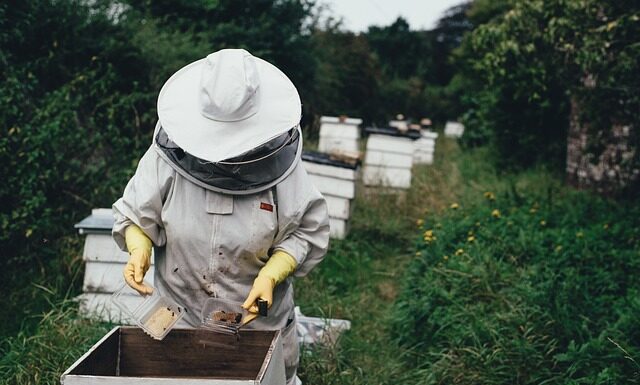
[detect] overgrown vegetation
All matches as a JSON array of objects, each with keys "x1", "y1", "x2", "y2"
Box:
[
  {"x1": 456, "y1": 0, "x2": 639, "y2": 171},
  {"x1": 0, "y1": 300, "x2": 111, "y2": 384},
  {"x1": 394, "y1": 168, "x2": 640, "y2": 383}
]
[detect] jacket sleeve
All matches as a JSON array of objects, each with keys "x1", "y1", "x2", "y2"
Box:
[
  {"x1": 272, "y1": 165, "x2": 330, "y2": 277},
  {"x1": 112, "y1": 146, "x2": 174, "y2": 251}
]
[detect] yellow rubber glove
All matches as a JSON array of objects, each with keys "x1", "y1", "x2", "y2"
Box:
[
  {"x1": 123, "y1": 224, "x2": 154, "y2": 295},
  {"x1": 242, "y1": 250, "x2": 297, "y2": 313}
]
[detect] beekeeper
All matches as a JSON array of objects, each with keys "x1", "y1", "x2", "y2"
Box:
[{"x1": 111, "y1": 48, "x2": 330, "y2": 384}]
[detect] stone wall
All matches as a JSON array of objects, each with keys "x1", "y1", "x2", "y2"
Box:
[{"x1": 566, "y1": 99, "x2": 638, "y2": 195}]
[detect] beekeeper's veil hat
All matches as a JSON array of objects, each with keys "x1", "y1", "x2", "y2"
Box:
[
  {"x1": 154, "y1": 49, "x2": 302, "y2": 194},
  {"x1": 157, "y1": 48, "x2": 301, "y2": 163}
]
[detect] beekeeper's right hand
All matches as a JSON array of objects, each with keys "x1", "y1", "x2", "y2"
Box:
[{"x1": 123, "y1": 224, "x2": 154, "y2": 295}]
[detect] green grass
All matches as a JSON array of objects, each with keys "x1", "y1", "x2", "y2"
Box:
[
  {"x1": 0, "y1": 299, "x2": 111, "y2": 384},
  {"x1": 2, "y1": 137, "x2": 638, "y2": 384}
]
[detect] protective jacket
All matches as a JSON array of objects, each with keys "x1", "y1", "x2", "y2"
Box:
[{"x1": 112, "y1": 127, "x2": 330, "y2": 380}]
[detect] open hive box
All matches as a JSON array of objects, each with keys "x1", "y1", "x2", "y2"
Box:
[{"x1": 61, "y1": 326, "x2": 285, "y2": 385}]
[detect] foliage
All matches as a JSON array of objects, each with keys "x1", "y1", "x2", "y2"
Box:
[
  {"x1": 457, "y1": 0, "x2": 639, "y2": 172},
  {"x1": 307, "y1": 28, "x2": 382, "y2": 125},
  {"x1": 394, "y1": 181, "x2": 640, "y2": 384},
  {"x1": 0, "y1": 1, "x2": 153, "y2": 337},
  {"x1": 458, "y1": 0, "x2": 570, "y2": 168},
  {"x1": 363, "y1": 9, "x2": 474, "y2": 124},
  {"x1": 550, "y1": 0, "x2": 640, "y2": 177}
]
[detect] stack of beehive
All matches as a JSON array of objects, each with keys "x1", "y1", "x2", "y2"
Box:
[
  {"x1": 363, "y1": 127, "x2": 420, "y2": 189},
  {"x1": 444, "y1": 121, "x2": 465, "y2": 138},
  {"x1": 302, "y1": 151, "x2": 358, "y2": 239},
  {"x1": 74, "y1": 208, "x2": 154, "y2": 323},
  {"x1": 318, "y1": 115, "x2": 362, "y2": 154},
  {"x1": 413, "y1": 130, "x2": 438, "y2": 165}
]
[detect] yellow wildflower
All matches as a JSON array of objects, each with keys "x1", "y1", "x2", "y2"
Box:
[
  {"x1": 540, "y1": 220, "x2": 546, "y2": 226},
  {"x1": 467, "y1": 235, "x2": 476, "y2": 242},
  {"x1": 415, "y1": 251, "x2": 422, "y2": 256},
  {"x1": 450, "y1": 203, "x2": 459, "y2": 210},
  {"x1": 443, "y1": 255, "x2": 449, "y2": 261},
  {"x1": 423, "y1": 229, "x2": 437, "y2": 244},
  {"x1": 416, "y1": 219, "x2": 424, "y2": 227},
  {"x1": 491, "y1": 209, "x2": 501, "y2": 218},
  {"x1": 484, "y1": 191, "x2": 496, "y2": 201},
  {"x1": 455, "y1": 249, "x2": 464, "y2": 256}
]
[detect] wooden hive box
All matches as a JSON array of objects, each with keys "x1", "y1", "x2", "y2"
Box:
[
  {"x1": 444, "y1": 121, "x2": 465, "y2": 138},
  {"x1": 61, "y1": 327, "x2": 286, "y2": 385},
  {"x1": 302, "y1": 151, "x2": 359, "y2": 240},
  {"x1": 363, "y1": 127, "x2": 419, "y2": 189},
  {"x1": 318, "y1": 116, "x2": 362, "y2": 154},
  {"x1": 413, "y1": 130, "x2": 438, "y2": 165},
  {"x1": 75, "y1": 209, "x2": 155, "y2": 323}
]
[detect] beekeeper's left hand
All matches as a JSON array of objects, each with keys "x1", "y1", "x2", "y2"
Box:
[{"x1": 242, "y1": 250, "x2": 297, "y2": 313}]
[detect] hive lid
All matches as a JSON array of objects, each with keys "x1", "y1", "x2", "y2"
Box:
[
  {"x1": 364, "y1": 126, "x2": 421, "y2": 140},
  {"x1": 302, "y1": 150, "x2": 359, "y2": 170},
  {"x1": 74, "y1": 208, "x2": 115, "y2": 234},
  {"x1": 320, "y1": 115, "x2": 363, "y2": 126}
]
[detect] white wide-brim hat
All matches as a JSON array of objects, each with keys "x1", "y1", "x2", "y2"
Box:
[{"x1": 157, "y1": 48, "x2": 301, "y2": 163}]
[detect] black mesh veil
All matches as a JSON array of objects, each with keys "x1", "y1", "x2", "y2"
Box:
[{"x1": 155, "y1": 125, "x2": 300, "y2": 193}]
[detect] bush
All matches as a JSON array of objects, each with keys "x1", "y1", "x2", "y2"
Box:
[
  {"x1": 458, "y1": 0, "x2": 640, "y2": 173},
  {"x1": 459, "y1": 1, "x2": 570, "y2": 168},
  {"x1": 393, "y1": 186, "x2": 640, "y2": 384}
]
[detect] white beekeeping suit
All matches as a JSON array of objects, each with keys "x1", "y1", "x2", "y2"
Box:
[{"x1": 111, "y1": 48, "x2": 330, "y2": 385}]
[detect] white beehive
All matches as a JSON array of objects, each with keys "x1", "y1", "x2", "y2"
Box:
[
  {"x1": 414, "y1": 130, "x2": 438, "y2": 165},
  {"x1": 363, "y1": 128, "x2": 419, "y2": 189},
  {"x1": 444, "y1": 121, "x2": 465, "y2": 138},
  {"x1": 318, "y1": 116, "x2": 362, "y2": 154},
  {"x1": 302, "y1": 151, "x2": 359, "y2": 240},
  {"x1": 74, "y1": 208, "x2": 154, "y2": 323}
]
